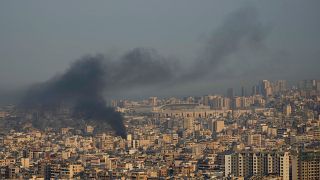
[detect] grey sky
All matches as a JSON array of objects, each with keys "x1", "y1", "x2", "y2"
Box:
[{"x1": 0, "y1": 0, "x2": 319, "y2": 96}]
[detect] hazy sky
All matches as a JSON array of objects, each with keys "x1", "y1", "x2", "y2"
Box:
[{"x1": 0, "y1": 0, "x2": 319, "y2": 97}]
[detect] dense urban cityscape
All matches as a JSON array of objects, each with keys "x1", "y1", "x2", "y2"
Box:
[
  {"x1": 0, "y1": 79, "x2": 319, "y2": 179},
  {"x1": 1, "y1": 1, "x2": 320, "y2": 180}
]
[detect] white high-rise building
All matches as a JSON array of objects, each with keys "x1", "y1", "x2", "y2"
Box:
[
  {"x1": 224, "y1": 154, "x2": 232, "y2": 177},
  {"x1": 224, "y1": 151, "x2": 289, "y2": 179}
]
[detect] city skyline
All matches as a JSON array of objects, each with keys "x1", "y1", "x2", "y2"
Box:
[{"x1": 0, "y1": 80, "x2": 319, "y2": 179}]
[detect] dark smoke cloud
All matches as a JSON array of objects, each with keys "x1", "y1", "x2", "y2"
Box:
[
  {"x1": 22, "y1": 56, "x2": 106, "y2": 107},
  {"x1": 106, "y1": 48, "x2": 178, "y2": 90},
  {"x1": 20, "y1": 56, "x2": 128, "y2": 137},
  {"x1": 20, "y1": 48, "x2": 178, "y2": 137}
]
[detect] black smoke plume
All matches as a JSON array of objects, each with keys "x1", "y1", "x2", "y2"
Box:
[{"x1": 20, "y1": 48, "x2": 177, "y2": 137}]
